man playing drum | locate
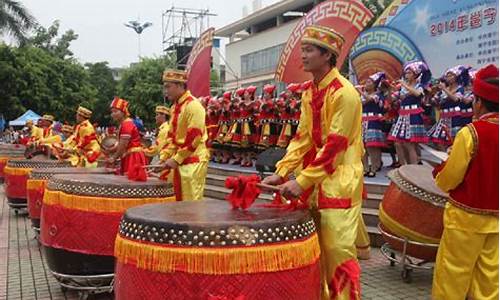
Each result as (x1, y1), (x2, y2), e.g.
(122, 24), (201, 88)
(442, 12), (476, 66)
(263, 25), (364, 299)
(159, 69), (210, 201)
(432, 64), (499, 300)
(107, 97), (146, 174)
(144, 105), (170, 158)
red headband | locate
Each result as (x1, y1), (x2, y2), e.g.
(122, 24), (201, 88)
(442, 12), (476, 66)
(473, 64), (499, 103)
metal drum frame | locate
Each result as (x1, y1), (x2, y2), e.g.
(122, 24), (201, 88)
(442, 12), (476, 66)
(378, 223), (437, 283)
(51, 271), (114, 300)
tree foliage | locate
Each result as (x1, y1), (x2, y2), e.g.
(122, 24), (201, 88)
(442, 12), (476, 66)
(0, 0), (37, 44)
(0, 21), (97, 124)
(116, 56), (174, 127)
(85, 62), (117, 126)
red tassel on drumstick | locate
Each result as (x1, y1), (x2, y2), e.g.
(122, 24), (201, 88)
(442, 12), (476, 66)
(224, 175), (307, 210)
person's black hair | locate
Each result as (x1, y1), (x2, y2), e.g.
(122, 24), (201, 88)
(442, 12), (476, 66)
(315, 45), (337, 67)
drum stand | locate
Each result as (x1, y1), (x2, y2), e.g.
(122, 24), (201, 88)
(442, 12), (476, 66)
(378, 224), (437, 283)
(51, 271), (114, 300)
(6, 198), (28, 215)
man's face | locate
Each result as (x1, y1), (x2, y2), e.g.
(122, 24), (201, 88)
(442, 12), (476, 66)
(445, 72), (457, 85)
(164, 82), (184, 102)
(301, 43), (330, 72)
(404, 69), (416, 81)
(63, 131), (72, 139)
(155, 112), (166, 126)
(110, 108), (124, 122)
(76, 113), (84, 124)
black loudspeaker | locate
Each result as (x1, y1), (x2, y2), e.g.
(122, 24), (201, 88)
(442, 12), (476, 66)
(176, 45), (192, 70)
(256, 147), (286, 173)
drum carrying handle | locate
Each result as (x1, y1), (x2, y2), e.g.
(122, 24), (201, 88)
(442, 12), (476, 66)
(49, 225), (58, 236)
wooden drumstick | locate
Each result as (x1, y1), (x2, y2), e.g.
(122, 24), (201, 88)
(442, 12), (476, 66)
(256, 183), (281, 192)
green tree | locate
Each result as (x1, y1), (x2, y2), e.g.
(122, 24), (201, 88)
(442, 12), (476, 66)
(116, 56), (174, 127)
(0, 0), (37, 44)
(85, 62), (117, 126)
(27, 21), (78, 59)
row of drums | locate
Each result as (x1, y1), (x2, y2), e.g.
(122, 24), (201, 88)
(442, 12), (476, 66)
(0, 144), (322, 300)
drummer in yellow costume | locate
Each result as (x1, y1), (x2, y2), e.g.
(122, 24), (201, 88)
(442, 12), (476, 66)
(263, 25), (364, 300)
(159, 69), (210, 201)
(70, 106), (101, 167)
(144, 105), (170, 158)
(432, 64), (499, 300)
(26, 119), (44, 145)
(37, 114), (62, 146)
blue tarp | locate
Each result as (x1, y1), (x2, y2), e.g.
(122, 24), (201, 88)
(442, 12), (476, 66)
(8, 110), (41, 126)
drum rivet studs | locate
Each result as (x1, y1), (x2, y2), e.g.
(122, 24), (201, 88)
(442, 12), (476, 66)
(203, 236), (209, 241)
(276, 237), (281, 242)
(170, 229), (174, 234)
(244, 233), (250, 239)
(141, 237), (146, 241)
(263, 233), (268, 238)
(250, 228), (255, 233)
(150, 238), (155, 242)
(220, 230), (226, 235)
(215, 235), (221, 240)
(225, 235), (231, 239)
(159, 239), (164, 243)
(133, 224), (137, 228)
(178, 230), (183, 235)
(172, 234), (178, 239)
(254, 233), (258, 238)
(147, 232), (151, 236)
(187, 241), (192, 245)
(267, 238), (272, 242)
(177, 240), (182, 245)
(283, 226), (288, 231)
(232, 240), (238, 245)
(154, 232), (159, 237)
(284, 236), (289, 241)
(209, 231), (215, 236)
(198, 242), (204, 246)
(221, 241), (226, 246)
(279, 232), (284, 236)
(193, 236), (199, 241)
(182, 235), (187, 240)
(299, 233), (303, 237)
(275, 227), (280, 232)
(169, 240), (174, 244)
(188, 230), (193, 235)
(291, 225), (295, 229)
(258, 229), (264, 233)
(272, 232), (276, 237)
(229, 229), (236, 234)
(199, 231), (205, 236)
(293, 235), (297, 239)
(160, 228), (165, 233)
(164, 233), (168, 238)
(259, 239), (264, 243)
(239, 229), (244, 233)
(209, 241), (215, 246)
(267, 228), (272, 233)
(152, 227), (156, 232)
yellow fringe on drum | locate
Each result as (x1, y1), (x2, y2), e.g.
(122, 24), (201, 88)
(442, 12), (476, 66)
(43, 189), (176, 213)
(3, 166), (32, 176)
(27, 179), (46, 190)
(114, 233), (321, 275)
(379, 206), (440, 244)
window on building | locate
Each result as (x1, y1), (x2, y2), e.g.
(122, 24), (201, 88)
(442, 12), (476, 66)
(241, 44), (284, 78)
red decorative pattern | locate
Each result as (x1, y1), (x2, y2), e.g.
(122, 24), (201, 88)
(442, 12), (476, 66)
(41, 204), (121, 256)
(183, 127), (203, 152)
(114, 260), (320, 300)
(310, 133), (348, 174)
(5, 173), (28, 200)
(330, 259), (361, 300)
(27, 186), (44, 220)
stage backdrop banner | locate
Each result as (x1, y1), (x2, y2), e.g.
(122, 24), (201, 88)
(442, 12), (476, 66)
(275, 0), (373, 84)
(350, 0), (498, 83)
(186, 27), (215, 98)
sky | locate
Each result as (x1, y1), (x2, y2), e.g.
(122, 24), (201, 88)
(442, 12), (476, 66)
(12, 0), (279, 68)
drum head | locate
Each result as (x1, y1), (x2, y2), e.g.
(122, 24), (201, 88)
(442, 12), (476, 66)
(120, 200), (315, 247)
(397, 165), (448, 198)
(101, 135), (118, 151)
(29, 167), (112, 180)
(47, 173), (174, 198)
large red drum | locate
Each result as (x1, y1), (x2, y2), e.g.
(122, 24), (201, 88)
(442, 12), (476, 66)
(379, 165), (448, 261)
(4, 158), (71, 208)
(0, 144), (25, 182)
(27, 167), (113, 232)
(114, 200), (321, 300)
(41, 174), (175, 277)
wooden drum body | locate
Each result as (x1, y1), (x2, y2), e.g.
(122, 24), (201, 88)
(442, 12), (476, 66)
(4, 159), (71, 207)
(41, 174), (175, 276)
(0, 145), (26, 182)
(379, 165), (448, 261)
(114, 200), (321, 300)
(27, 167), (112, 231)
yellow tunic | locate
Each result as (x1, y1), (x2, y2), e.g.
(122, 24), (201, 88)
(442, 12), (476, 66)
(274, 67), (364, 300)
(160, 91), (210, 201)
(29, 125), (44, 142)
(144, 122), (170, 157)
(432, 126), (499, 300)
(72, 119), (101, 167)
